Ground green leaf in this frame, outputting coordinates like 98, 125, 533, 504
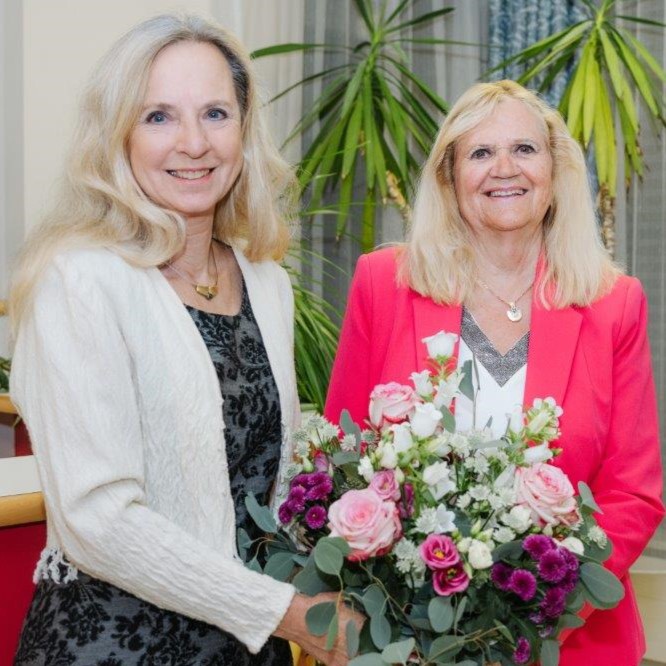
616, 15, 666, 29
492, 540, 523, 561
352, 0, 375, 34
314, 537, 350, 576
340, 409, 363, 442
246, 556, 262, 573
342, 98, 364, 179
325, 610, 339, 650
348, 654, 386, 666
293, 555, 334, 595
346, 619, 361, 658
428, 597, 454, 633
333, 451, 360, 466
386, 7, 454, 34
578, 481, 601, 513
582, 39, 598, 147
306, 601, 337, 636
362, 585, 386, 616
440, 406, 456, 433
428, 635, 464, 661
250, 42, 331, 58
370, 613, 392, 650
244, 492, 277, 533
540, 639, 560, 666
557, 613, 585, 631
459, 359, 475, 400
264, 552, 296, 582
580, 562, 625, 607
381, 638, 416, 665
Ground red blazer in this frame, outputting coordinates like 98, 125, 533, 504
325, 247, 665, 666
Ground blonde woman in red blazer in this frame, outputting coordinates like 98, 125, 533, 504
325, 81, 664, 666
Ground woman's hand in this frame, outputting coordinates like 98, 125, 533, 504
275, 592, 365, 666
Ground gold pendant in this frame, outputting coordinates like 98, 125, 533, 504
195, 285, 218, 300
506, 303, 522, 322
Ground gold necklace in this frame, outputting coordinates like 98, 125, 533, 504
166, 245, 219, 301
477, 279, 534, 323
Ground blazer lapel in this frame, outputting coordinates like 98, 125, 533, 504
524, 301, 582, 407
412, 293, 463, 372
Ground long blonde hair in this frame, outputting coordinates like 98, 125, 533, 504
403, 80, 620, 307
10, 13, 296, 335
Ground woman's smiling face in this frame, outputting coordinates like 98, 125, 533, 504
453, 98, 553, 238
128, 40, 244, 223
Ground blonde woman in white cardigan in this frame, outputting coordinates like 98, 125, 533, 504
9, 14, 359, 666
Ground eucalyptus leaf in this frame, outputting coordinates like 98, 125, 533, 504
540, 639, 560, 666
428, 635, 464, 661
348, 654, 387, 666
428, 597, 454, 633
381, 638, 416, 665
246, 556, 262, 574
306, 601, 337, 636
459, 360, 475, 401
314, 538, 346, 576
340, 409, 363, 442
370, 613, 392, 650
362, 585, 387, 616
244, 493, 277, 533
293, 555, 334, 595
346, 619, 361, 658
325, 611, 339, 650
333, 451, 361, 466
557, 613, 585, 631
492, 540, 524, 562
578, 481, 601, 513
263, 552, 296, 582
580, 562, 625, 606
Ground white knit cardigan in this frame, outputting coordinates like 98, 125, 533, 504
10, 246, 300, 654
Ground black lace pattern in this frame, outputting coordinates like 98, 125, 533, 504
15, 283, 290, 665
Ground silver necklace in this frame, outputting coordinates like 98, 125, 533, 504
477, 279, 534, 322
166, 245, 219, 301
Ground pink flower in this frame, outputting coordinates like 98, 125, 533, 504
369, 383, 418, 429
327, 489, 402, 562
514, 463, 581, 527
370, 470, 401, 502
433, 563, 470, 596
419, 534, 461, 570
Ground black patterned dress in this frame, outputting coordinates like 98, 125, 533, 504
14, 283, 292, 666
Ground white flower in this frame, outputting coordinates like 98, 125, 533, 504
422, 462, 456, 500
449, 433, 471, 457
560, 536, 585, 555
284, 462, 303, 480
422, 331, 458, 359
493, 465, 516, 491
493, 526, 516, 544
498, 487, 517, 506
457, 537, 472, 554
468, 453, 490, 475
410, 370, 434, 397
340, 433, 357, 452
588, 526, 608, 547
378, 442, 398, 469
358, 456, 375, 482
523, 442, 554, 464
488, 493, 506, 511
415, 507, 439, 535
456, 493, 471, 509
433, 372, 463, 409
468, 539, 493, 569
502, 505, 532, 533
426, 433, 451, 457
410, 403, 442, 438
391, 423, 414, 454
319, 422, 340, 442
469, 485, 490, 502
295, 440, 310, 457
434, 506, 457, 534
394, 538, 419, 563
508, 405, 524, 434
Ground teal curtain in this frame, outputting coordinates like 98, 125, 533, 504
488, 0, 584, 105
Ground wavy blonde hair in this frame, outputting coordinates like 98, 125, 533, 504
10, 13, 296, 334
402, 79, 620, 308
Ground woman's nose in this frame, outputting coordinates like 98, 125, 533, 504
176, 119, 210, 157
491, 148, 520, 178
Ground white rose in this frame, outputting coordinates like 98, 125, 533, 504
410, 370, 434, 397
468, 539, 494, 570
434, 506, 457, 534
422, 461, 455, 500
410, 403, 442, 438
560, 536, 585, 556
422, 331, 458, 359
502, 505, 532, 533
391, 423, 414, 454
378, 442, 398, 469
457, 537, 472, 554
523, 442, 554, 464
358, 456, 374, 482
494, 526, 516, 544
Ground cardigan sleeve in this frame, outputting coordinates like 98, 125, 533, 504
10, 256, 295, 654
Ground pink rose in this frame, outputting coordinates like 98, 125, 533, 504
369, 383, 418, 429
419, 534, 461, 570
433, 563, 470, 596
370, 470, 401, 501
514, 463, 581, 527
328, 489, 402, 561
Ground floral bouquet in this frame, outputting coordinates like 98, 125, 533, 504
242, 331, 623, 666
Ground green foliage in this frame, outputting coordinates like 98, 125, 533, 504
243, 492, 277, 533
0, 356, 10, 392
306, 600, 337, 635
314, 536, 351, 576
490, 0, 666, 198
254, 0, 454, 251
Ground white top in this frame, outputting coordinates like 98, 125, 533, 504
455, 338, 527, 439
10, 246, 300, 654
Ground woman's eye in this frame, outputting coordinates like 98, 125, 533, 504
516, 143, 536, 154
207, 108, 227, 120
146, 111, 167, 124
470, 148, 490, 160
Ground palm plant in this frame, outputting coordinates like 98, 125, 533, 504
253, 0, 453, 251
0, 356, 10, 392
491, 0, 666, 256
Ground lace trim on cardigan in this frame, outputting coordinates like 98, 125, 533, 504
33, 547, 79, 585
